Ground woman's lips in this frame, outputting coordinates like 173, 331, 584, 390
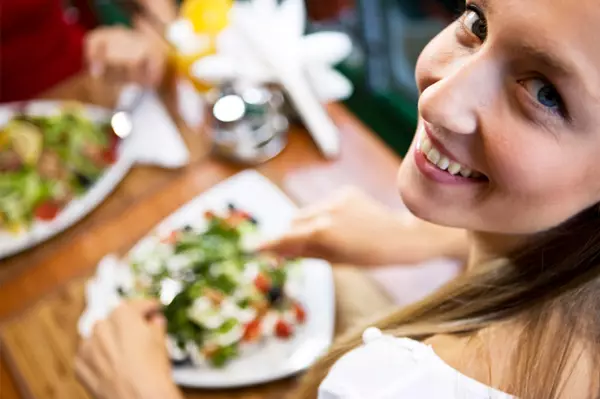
414, 129, 487, 184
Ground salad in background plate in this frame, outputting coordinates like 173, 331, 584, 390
0, 105, 119, 233
120, 204, 307, 368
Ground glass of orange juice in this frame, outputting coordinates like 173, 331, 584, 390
181, 0, 233, 34
169, 0, 233, 93
171, 35, 215, 93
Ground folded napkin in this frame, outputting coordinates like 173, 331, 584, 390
78, 255, 132, 338
173, 79, 206, 130
117, 86, 190, 169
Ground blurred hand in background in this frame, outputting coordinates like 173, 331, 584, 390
85, 26, 167, 87
261, 187, 469, 266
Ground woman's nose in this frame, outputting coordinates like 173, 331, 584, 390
418, 55, 497, 136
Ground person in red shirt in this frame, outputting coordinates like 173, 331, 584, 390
0, 0, 177, 103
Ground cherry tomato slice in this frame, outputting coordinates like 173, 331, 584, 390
101, 133, 119, 165
232, 209, 252, 220
254, 273, 271, 293
275, 320, 293, 339
243, 318, 262, 342
161, 231, 178, 244
34, 201, 60, 221
294, 303, 307, 324
102, 146, 117, 164
225, 214, 246, 227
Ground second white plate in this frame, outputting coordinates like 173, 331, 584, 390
80, 170, 335, 389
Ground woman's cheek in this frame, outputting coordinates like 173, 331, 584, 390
491, 145, 571, 197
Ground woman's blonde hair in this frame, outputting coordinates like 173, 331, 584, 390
292, 206, 600, 398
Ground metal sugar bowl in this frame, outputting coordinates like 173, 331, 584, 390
205, 83, 289, 165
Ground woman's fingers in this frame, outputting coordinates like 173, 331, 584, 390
85, 31, 106, 78
150, 313, 167, 332
145, 51, 166, 87
291, 187, 358, 223
75, 299, 180, 399
260, 215, 331, 258
76, 329, 112, 396
85, 27, 165, 86
126, 298, 164, 317
105, 42, 137, 83
125, 43, 150, 84
294, 202, 334, 223
113, 299, 166, 335
74, 356, 100, 397
94, 321, 120, 365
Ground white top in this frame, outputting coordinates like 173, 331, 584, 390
318, 328, 515, 399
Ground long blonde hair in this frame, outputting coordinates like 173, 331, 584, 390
292, 206, 600, 398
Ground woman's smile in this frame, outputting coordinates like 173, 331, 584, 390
414, 122, 488, 185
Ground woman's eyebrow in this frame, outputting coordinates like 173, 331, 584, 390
515, 42, 576, 78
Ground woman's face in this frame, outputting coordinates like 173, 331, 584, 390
398, 0, 600, 234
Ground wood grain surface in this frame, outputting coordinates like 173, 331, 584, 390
0, 73, 404, 399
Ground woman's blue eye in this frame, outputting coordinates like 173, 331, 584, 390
522, 78, 562, 111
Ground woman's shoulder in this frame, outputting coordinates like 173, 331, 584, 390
318, 328, 515, 399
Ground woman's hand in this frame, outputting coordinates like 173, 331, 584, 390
75, 300, 182, 399
261, 188, 469, 266
85, 26, 167, 87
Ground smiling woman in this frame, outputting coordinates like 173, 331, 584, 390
74, 0, 600, 398
293, 0, 600, 397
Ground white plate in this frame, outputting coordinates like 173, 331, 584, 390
0, 101, 136, 260
0, 95, 190, 260
80, 170, 335, 389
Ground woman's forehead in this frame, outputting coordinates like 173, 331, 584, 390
490, 0, 600, 52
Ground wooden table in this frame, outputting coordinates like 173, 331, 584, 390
0, 74, 403, 399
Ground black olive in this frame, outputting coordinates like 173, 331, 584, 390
249, 216, 258, 226
75, 173, 94, 188
227, 203, 236, 211
267, 286, 283, 304
117, 286, 126, 297
171, 356, 192, 367
183, 225, 193, 232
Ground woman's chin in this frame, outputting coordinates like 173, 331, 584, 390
399, 187, 441, 224
398, 161, 434, 221
397, 157, 459, 227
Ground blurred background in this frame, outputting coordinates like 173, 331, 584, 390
92, 0, 465, 157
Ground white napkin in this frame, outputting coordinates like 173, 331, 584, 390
118, 86, 190, 169
78, 254, 132, 338
174, 79, 206, 129
181, 0, 354, 103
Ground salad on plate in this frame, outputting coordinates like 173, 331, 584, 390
120, 204, 307, 368
0, 105, 119, 233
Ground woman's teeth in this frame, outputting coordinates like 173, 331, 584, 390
419, 135, 480, 179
